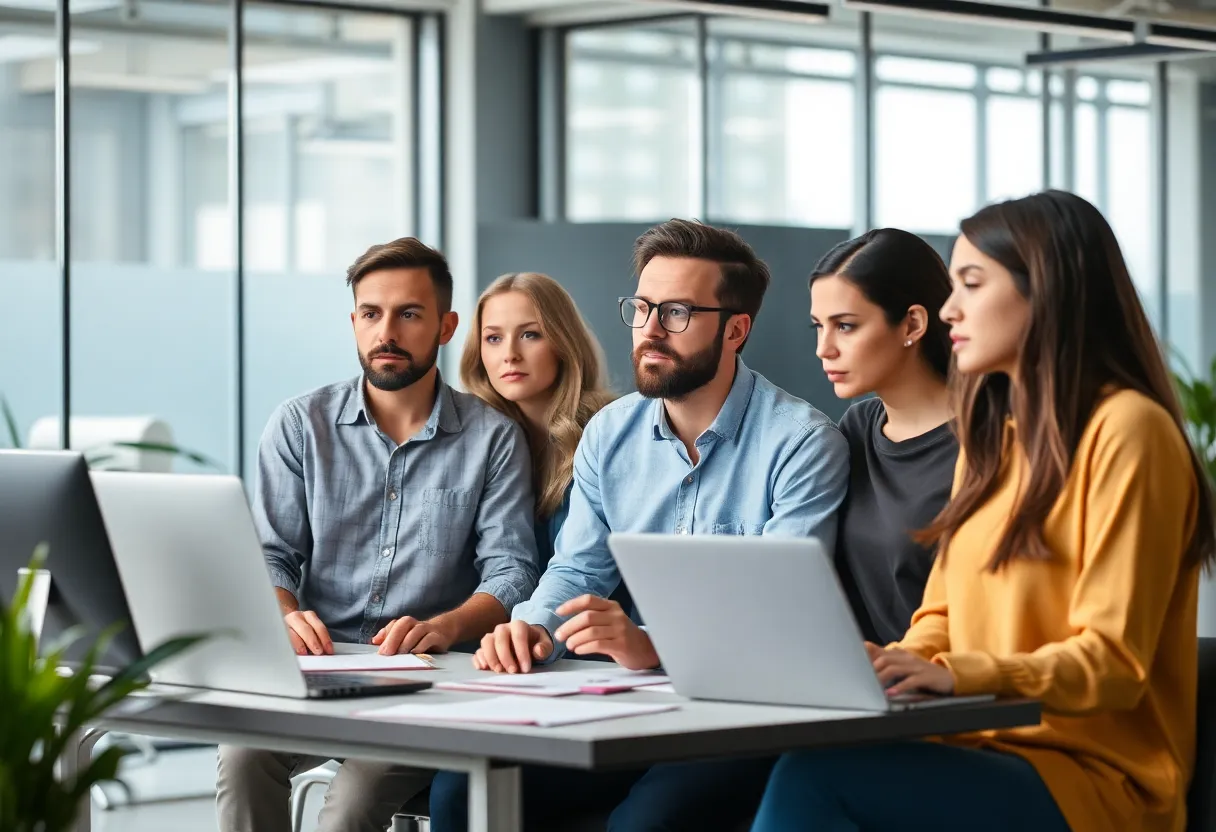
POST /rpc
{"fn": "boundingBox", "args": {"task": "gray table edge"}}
[96,697,1042,770]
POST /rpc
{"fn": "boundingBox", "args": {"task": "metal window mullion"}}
[229,0,246,476]
[1156,60,1169,340]
[539,26,566,222]
[55,0,71,450]
[696,14,710,220]
[976,79,988,210]
[858,10,874,233]
[1095,95,1109,213]
[1039,9,1051,190]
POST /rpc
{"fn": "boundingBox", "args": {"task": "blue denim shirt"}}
[512,358,849,655]
[253,374,539,644]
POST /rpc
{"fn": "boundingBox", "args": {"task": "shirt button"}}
[388,490,398,501]
[382,547,393,557]
[685,476,694,484]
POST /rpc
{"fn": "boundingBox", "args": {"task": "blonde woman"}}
[458,272,614,568]
[429,273,641,831]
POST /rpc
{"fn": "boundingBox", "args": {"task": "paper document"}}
[357,695,679,727]
[298,653,434,673]
[436,670,669,697]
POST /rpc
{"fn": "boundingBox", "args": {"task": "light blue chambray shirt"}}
[512,357,850,657]
[253,374,540,644]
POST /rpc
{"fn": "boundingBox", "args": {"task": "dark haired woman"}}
[751,190,1215,832]
[811,228,957,646]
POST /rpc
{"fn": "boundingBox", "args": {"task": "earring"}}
[904,340,913,347]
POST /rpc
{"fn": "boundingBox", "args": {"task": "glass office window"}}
[0,3,60,449]
[566,23,699,221]
[711,38,854,228]
[875,86,977,234]
[1106,103,1153,320]
[241,5,414,476]
[68,0,233,473]
[986,94,1042,202]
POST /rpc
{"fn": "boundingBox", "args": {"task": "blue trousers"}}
[751,741,1071,832]
[429,756,775,832]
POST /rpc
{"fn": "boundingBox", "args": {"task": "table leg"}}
[58,727,105,832]
[467,762,521,832]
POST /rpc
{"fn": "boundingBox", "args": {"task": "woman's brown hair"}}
[460,273,614,518]
[921,190,1215,571]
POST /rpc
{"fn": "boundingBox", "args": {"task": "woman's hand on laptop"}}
[866,642,954,696]
[472,621,553,673]
[554,596,660,671]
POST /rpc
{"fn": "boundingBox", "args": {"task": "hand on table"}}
[554,595,660,671]
[284,610,334,656]
[372,617,455,655]
[866,642,954,696]
[472,621,553,674]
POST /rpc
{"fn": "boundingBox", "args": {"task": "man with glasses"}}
[434,219,849,832]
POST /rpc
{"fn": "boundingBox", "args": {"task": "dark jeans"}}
[429,756,776,832]
[750,741,1072,832]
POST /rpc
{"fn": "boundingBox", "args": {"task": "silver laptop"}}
[90,472,430,700]
[607,532,993,712]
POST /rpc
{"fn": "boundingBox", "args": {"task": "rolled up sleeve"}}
[471,421,540,614]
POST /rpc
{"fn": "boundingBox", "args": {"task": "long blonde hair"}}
[460,273,614,518]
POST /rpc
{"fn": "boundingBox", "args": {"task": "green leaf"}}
[104,441,224,471]
[0,395,19,449]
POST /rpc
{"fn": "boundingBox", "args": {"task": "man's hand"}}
[284,610,334,656]
[472,621,553,674]
[275,588,333,656]
[372,617,455,655]
[554,595,659,671]
[866,642,954,696]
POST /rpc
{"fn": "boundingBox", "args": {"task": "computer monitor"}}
[0,449,142,673]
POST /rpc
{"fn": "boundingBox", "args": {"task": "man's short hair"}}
[632,220,771,330]
[346,238,453,314]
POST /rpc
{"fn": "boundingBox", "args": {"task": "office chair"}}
[1188,637,1216,831]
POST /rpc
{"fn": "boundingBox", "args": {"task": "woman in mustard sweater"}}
[751,189,1216,832]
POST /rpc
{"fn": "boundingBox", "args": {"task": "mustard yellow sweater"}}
[898,389,1200,832]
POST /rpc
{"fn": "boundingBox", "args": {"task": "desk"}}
[79,654,1040,832]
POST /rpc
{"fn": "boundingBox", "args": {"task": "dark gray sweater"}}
[834,397,958,646]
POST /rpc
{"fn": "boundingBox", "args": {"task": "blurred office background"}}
[1,0,1214,826]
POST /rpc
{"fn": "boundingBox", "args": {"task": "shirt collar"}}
[336,371,462,435]
[650,356,755,444]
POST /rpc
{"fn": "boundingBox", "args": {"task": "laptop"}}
[90,471,431,700]
[607,532,994,712]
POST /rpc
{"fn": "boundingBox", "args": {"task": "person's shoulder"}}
[275,377,359,424]
[749,371,840,438]
[838,397,884,442]
[1086,387,1188,458]
[448,386,521,433]
[585,391,649,430]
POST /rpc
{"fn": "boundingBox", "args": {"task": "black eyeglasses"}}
[618,297,738,334]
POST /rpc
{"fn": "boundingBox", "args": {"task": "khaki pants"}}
[216,745,434,832]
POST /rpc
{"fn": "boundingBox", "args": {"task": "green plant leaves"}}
[0,545,206,832]
[1173,361,1216,486]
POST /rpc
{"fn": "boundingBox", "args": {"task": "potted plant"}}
[0,543,204,832]
[0,394,223,471]
[1173,354,1216,487]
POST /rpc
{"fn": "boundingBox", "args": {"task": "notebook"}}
[435,669,669,697]
[297,653,435,673]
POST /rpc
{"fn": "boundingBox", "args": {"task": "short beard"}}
[359,336,440,392]
[631,326,724,401]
